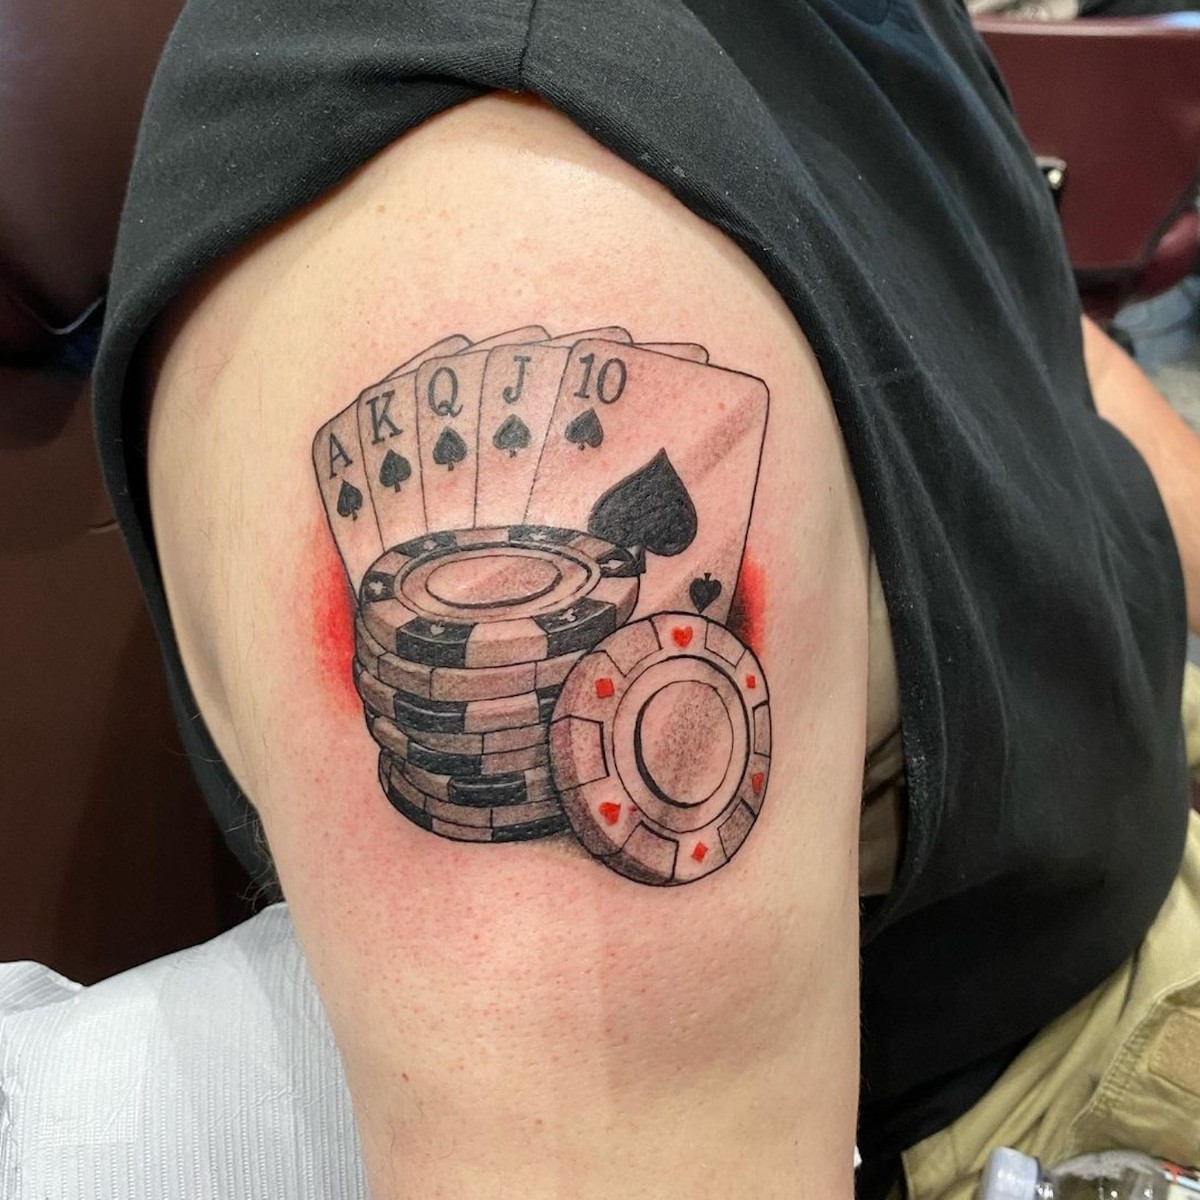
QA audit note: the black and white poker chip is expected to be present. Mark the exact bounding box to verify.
[403,738,549,779]
[355,616,583,704]
[367,714,550,776]
[359,526,640,669]
[368,713,549,760]
[549,613,771,885]
[378,752,568,843]
[400,755,556,807]
[354,659,560,734]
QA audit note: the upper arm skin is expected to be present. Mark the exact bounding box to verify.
[146,95,869,1199]
[1081,315,1200,634]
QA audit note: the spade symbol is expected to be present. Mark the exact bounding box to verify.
[689,573,722,614]
[493,415,531,457]
[565,408,604,450]
[587,449,697,557]
[378,449,412,492]
[336,479,363,520]
[433,427,468,470]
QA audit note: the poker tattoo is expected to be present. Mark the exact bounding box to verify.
[313,327,770,885]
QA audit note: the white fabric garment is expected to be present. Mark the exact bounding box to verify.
[1,905,861,1195]
[0,905,368,1200]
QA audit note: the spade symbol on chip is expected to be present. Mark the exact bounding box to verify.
[587,448,697,557]
[379,449,412,492]
[689,573,722,614]
[493,414,531,457]
[433,427,468,470]
[565,408,603,450]
[336,479,363,520]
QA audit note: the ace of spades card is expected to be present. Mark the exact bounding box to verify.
[523,338,768,624]
[313,396,384,592]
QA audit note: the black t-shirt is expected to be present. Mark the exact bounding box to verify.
[92,0,1190,1190]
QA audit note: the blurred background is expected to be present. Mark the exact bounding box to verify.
[1,0,1197,983]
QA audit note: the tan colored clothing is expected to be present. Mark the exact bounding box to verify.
[891,663,1200,1198]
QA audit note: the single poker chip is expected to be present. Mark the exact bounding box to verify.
[356,616,583,703]
[550,613,771,886]
[369,714,548,758]
[354,659,560,734]
[403,739,549,779]
[378,752,568,843]
[400,755,556,807]
[359,526,640,669]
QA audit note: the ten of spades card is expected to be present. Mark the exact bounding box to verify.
[523,338,768,624]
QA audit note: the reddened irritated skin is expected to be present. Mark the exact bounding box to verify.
[145,95,869,1200]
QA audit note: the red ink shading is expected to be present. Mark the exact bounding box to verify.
[595,677,615,699]
[691,842,708,862]
[599,801,621,825]
[751,772,765,795]
[745,674,757,690]
[671,626,693,648]
[310,516,358,717]
[727,550,766,657]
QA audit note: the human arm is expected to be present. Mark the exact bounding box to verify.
[1082,314,1200,633]
[143,95,869,1199]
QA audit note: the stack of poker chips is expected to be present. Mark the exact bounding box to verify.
[352,525,641,843]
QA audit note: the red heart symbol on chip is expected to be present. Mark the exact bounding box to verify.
[599,802,621,825]
[672,627,694,648]
[751,772,765,795]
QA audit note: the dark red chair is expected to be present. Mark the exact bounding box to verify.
[0,0,256,983]
[975,14,1200,320]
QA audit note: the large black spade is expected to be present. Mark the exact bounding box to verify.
[433,427,468,470]
[587,449,697,557]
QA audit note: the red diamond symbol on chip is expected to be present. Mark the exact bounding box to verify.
[672,626,693,648]
[599,801,621,825]
[595,677,615,699]
[751,771,765,795]
[745,674,757,689]
[691,842,708,862]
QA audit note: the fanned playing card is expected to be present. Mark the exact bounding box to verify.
[544,327,632,348]
[639,341,708,363]
[380,334,471,381]
[474,343,582,528]
[357,336,475,553]
[313,399,384,593]
[456,325,548,354]
[524,339,768,623]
